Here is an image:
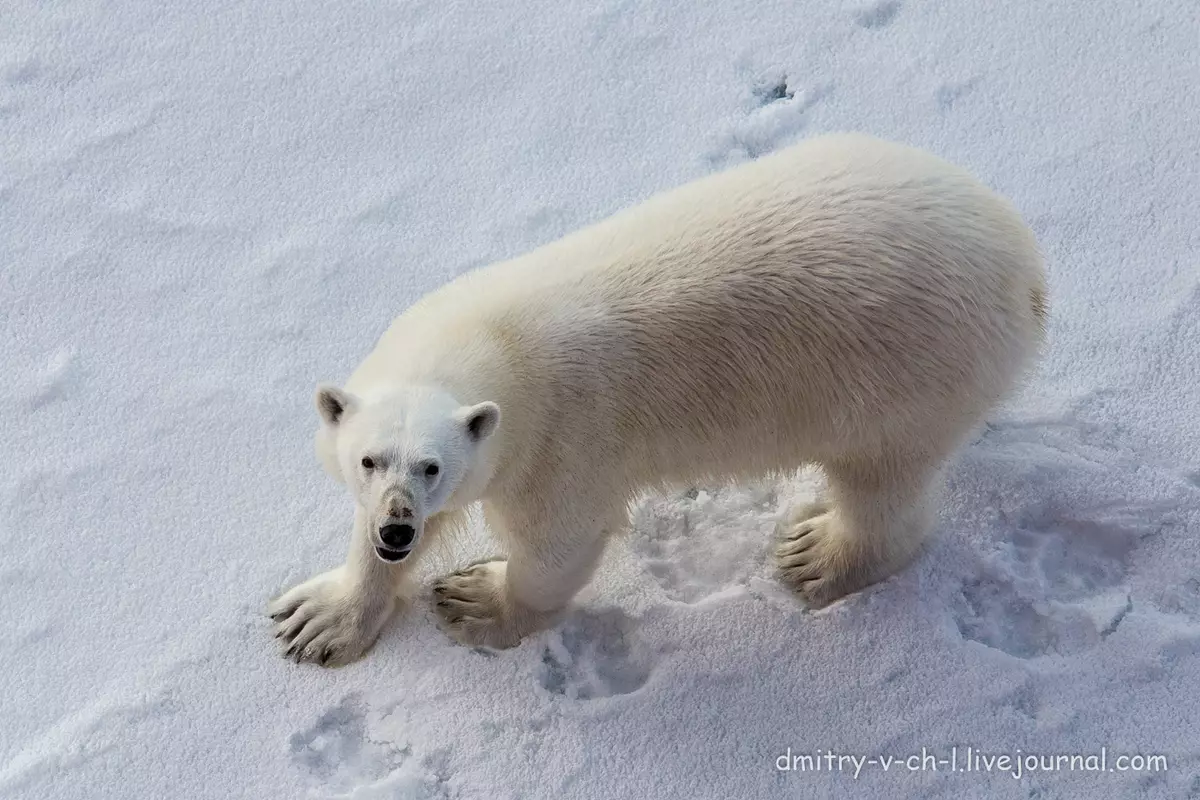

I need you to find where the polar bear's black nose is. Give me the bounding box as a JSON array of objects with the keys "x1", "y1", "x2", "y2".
[{"x1": 379, "y1": 524, "x2": 415, "y2": 549}]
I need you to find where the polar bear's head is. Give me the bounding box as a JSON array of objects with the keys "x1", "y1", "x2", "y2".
[{"x1": 313, "y1": 384, "x2": 501, "y2": 564}]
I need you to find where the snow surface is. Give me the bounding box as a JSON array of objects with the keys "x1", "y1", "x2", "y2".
[{"x1": 2, "y1": 0, "x2": 1199, "y2": 797}]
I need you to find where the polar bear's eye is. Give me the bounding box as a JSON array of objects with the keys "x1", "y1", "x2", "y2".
[
  {"x1": 361, "y1": 456, "x2": 375, "y2": 470},
  {"x1": 424, "y1": 463, "x2": 440, "y2": 478}
]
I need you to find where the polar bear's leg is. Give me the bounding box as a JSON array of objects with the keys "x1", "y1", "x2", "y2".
[
  {"x1": 269, "y1": 507, "x2": 418, "y2": 666},
  {"x1": 775, "y1": 453, "x2": 942, "y2": 607},
  {"x1": 433, "y1": 499, "x2": 618, "y2": 649}
]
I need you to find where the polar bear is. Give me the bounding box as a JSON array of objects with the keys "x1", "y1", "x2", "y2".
[{"x1": 269, "y1": 133, "x2": 1047, "y2": 666}]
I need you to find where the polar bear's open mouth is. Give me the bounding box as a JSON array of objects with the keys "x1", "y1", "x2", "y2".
[{"x1": 374, "y1": 546, "x2": 410, "y2": 563}]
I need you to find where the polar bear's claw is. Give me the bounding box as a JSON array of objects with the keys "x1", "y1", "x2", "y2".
[
  {"x1": 268, "y1": 568, "x2": 395, "y2": 667},
  {"x1": 775, "y1": 501, "x2": 873, "y2": 609},
  {"x1": 431, "y1": 560, "x2": 530, "y2": 650}
]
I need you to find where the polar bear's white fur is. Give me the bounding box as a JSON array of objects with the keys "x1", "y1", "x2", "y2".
[{"x1": 270, "y1": 133, "x2": 1047, "y2": 665}]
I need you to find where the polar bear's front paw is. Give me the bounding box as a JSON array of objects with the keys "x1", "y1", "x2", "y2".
[
  {"x1": 775, "y1": 501, "x2": 875, "y2": 609},
  {"x1": 433, "y1": 560, "x2": 547, "y2": 650},
  {"x1": 268, "y1": 568, "x2": 396, "y2": 667}
]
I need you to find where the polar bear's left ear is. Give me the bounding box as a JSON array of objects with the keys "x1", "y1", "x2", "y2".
[{"x1": 456, "y1": 401, "x2": 501, "y2": 442}]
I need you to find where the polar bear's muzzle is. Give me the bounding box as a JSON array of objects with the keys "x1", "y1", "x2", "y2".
[
  {"x1": 374, "y1": 522, "x2": 417, "y2": 563},
  {"x1": 374, "y1": 546, "x2": 410, "y2": 563}
]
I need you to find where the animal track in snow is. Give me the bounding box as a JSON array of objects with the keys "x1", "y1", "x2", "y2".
[
  {"x1": 628, "y1": 484, "x2": 779, "y2": 604},
  {"x1": 3, "y1": 57, "x2": 46, "y2": 87},
  {"x1": 22, "y1": 347, "x2": 77, "y2": 410},
  {"x1": 854, "y1": 0, "x2": 901, "y2": 29},
  {"x1": 289, "y1": 695, "x2": 448, "y2": 797},
  {"x1": 706, "y1": 75, "x2": 830, "y2": 167},
  {"x1": 751, "y1": 76, "x2": 794, "y2": 106},
  {"x1": 1158, "y1": 578, "x2": 1200, "y2": 621},
  {"x1": 953, "y1": 501, "x2": 1159, "y2": 658},
  {"x1": 935, "y1": 77, "x2": 981, "y2": 112},
  {"x1": 289, "y1": 696, "x2": 397, "y2": 783},
  {"x1": 538, "y1": 608, "x2": 655, "y2": 700}
]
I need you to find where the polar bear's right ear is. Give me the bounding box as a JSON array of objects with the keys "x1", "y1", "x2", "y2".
[{"x1": 315, "y1": 385, "x2": 357, "y2": 427}]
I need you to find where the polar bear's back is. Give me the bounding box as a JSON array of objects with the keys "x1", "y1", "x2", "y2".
[
  {"x1": 378, "y1": 134, "x2": 1046, "y2": 483},
  {"x1": 470, "y1": 133, "x2": 1038, "y2": 289},
  {"x1": 434, "y1": 134, "x2": 1044, "y2": 326}
]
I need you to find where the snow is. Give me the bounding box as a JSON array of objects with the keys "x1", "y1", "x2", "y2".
[{"x1": 2, "y1": 0, "x2": 1198, "y2": 797}]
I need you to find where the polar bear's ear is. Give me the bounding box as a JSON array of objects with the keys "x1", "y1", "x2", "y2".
[
  {"x1": 315, "y1": 385, "x2": 357, "y2": 427},
  {"x1": 456, "y1": 401, "x2": 501, "y2": 442}
]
